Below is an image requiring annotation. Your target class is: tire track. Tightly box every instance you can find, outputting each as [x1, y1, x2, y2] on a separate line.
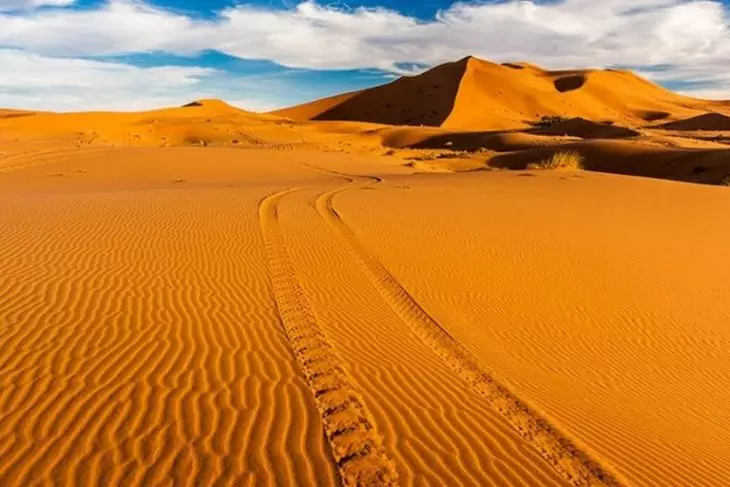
[258, 189, 398, 487]
[315, 183, 623, 487]
[0, 146, 114, 174]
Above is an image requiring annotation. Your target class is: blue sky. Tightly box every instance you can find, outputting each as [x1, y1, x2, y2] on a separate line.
[1, 0, 729, 111]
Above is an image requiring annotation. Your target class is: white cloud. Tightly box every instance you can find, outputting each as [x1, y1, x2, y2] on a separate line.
[2, 0, 728, 70]
[1, 0, 730, 109]
[0, 1, 215, 55]
[0, 0, 73, 12]
[0, 50, 277, 111]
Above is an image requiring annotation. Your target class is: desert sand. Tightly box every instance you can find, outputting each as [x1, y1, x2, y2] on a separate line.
[1, 57, 730, 486]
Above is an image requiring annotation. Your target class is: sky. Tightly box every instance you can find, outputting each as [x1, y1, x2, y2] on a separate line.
[1, 0, 730, 112]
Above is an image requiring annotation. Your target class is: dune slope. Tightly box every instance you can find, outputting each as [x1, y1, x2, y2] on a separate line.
[0, 99, 301, 150]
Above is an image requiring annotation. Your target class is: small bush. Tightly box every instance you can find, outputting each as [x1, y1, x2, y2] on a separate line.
[721, 174, 730, 186]
[527, 151, 584, 170]
[534, 115, 568, 127]
[407, 151, 467, 161]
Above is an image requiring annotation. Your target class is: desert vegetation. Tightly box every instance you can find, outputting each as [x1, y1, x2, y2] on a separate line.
[527, 151, 584, 170]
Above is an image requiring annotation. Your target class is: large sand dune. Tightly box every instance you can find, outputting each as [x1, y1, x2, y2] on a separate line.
[1, 57, 730, 485]
[268, 56, 730, 186]
[272, 57, 727, 131]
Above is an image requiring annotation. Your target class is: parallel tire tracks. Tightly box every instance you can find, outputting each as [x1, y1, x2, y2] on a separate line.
[258, 189, 398, 487]
[315, 183, 624, 487]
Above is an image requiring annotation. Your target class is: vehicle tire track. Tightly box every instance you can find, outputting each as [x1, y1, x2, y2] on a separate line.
[0, 146, 115, 174]
[315, 183, 624, 487]
[258, 188, 398, 487]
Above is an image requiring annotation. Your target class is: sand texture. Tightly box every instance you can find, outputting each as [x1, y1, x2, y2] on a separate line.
[2, 56, 730, 486]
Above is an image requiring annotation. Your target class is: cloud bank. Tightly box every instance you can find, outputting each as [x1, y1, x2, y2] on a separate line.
[1, 0, 729, 110]
[0, 0, 73, 12]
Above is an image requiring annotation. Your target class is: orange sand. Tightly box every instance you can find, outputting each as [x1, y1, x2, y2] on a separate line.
[333, 170, 730, 486]
[2, 57, 730, 486]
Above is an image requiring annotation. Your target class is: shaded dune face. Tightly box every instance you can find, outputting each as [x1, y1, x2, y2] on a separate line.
[553, 75, 587, 93]
[526, 118, 640, 139]
[287, 59, 467, 127]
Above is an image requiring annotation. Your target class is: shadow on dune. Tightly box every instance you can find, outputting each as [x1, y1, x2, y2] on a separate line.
[501, 63, 526, 70]
[659, 113, 730, 131]
[0, 112, 36, 120]
[527, 117, 640, 139]
[390, 130, 547, 152]
[487, 142, 730, 185]
[310, 59, 470, 127]
[379, 117, 641, 153]
[553, 75, 587, 93]
[638, 110, 672, 122]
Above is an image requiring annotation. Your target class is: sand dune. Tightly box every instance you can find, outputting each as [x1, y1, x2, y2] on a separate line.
[267, 56, 730, 186]
[0, 99, 300, 151]
[273, 56, 726, 131]
[371, 124, 730, 185]
[0, 109, 35, 120]
[3, 59, 730, 186]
